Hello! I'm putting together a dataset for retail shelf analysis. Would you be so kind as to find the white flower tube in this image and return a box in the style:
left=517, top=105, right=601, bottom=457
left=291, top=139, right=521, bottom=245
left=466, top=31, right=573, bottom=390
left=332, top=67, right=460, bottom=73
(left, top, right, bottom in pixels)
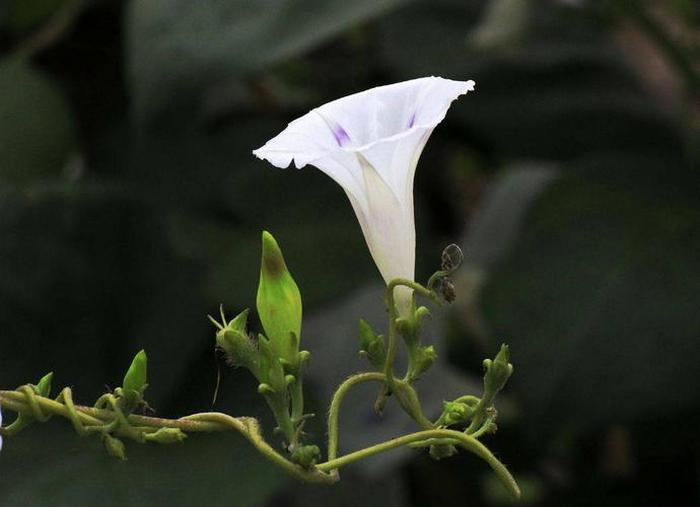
left=253, top=77, right=475, bottom=314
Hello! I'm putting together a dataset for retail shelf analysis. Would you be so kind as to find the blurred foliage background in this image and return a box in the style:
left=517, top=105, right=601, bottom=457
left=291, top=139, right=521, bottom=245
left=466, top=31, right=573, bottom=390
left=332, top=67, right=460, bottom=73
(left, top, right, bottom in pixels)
left=0, top=0, right=698, bottom=505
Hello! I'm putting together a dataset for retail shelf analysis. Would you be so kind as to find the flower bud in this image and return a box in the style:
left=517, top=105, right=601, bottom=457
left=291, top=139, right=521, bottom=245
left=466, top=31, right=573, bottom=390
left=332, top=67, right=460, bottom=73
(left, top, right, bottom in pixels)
left=34, top=372, right=53, bottom=397
left=483, top=344, right=513, bottom=395
left=441, top=400, right=474, bottom=426
left=358, top=319, right=386, bottom=369
left=256, top=231, right=302, bottom=365
left=429, top=444, right=457, bottom=460
left=215, top=309, right=259, bottom=375
left=122, top=350, right=148, bottom=395
left=103, top=434, right=126, bottom=460
left=290, top=444, right=321, bottom=468
left=411, top=345, right=437, bottom=378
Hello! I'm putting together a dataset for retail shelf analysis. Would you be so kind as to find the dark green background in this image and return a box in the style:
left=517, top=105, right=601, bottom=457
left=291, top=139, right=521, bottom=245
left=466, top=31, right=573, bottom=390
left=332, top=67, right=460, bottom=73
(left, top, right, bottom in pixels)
left=0, top=0, right=698, bottom=505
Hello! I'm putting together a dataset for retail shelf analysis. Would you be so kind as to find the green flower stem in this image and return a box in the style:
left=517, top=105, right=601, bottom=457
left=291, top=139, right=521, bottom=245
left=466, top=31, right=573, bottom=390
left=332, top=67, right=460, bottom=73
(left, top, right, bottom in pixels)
left=1, top=383, right=520, bottom=497
left=380, top=278, right=438, bottom=407
left=290, top=367, right=305, bottom=425
left=182, top=413, right=335, bottom=484
left=327, top=372, right=385, bottom=463
left=465, top=389, right=498, bottom=435
left=426, top=269, right=449, bottom=291
left=262, top=395, right=297, bottom=448
left=316, top=427, right=520, bottom=499
left=327, top=372, right=436, bottom=468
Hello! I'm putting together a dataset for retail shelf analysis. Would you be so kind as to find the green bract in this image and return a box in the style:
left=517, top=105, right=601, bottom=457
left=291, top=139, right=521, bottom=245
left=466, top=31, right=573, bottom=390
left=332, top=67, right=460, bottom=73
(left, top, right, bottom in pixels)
left=256, top=231, right=302, bottom=365
left=215, top=309, right=260, bottom=375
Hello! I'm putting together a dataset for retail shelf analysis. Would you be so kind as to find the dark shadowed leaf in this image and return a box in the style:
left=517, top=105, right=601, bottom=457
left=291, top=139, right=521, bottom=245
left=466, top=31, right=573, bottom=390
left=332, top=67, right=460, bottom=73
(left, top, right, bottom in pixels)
left=125, top=0, right=411, bottom=119
left=0, top=58, right=76, bottom=184
left=477, top=164, right=700, bottom=434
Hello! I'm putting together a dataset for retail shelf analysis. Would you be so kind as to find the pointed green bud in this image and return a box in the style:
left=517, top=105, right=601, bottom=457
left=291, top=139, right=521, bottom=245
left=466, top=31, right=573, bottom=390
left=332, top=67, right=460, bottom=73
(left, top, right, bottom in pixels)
left=258, top=383, right=276, bottom=395
left=5, top=372, right=56, bottom=430
left=358, top=319, right=386, bottom=370
left=483, top=344, right=513, bottom=395
left=123, top=350, right=148, bottom=395
left=256, top=231, right=302, bottom=364
left=215, top=309, right=259, bottom=375
left=103, top=434, right=127, bottom=460
left=34, top=372, right=53, bottom=397
left=298, top=350, right=311, bottom=365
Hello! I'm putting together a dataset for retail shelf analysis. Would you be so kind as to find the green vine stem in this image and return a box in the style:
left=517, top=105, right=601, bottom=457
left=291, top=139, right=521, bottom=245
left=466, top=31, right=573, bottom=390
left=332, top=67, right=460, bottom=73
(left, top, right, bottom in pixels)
left=0, top=388, right=335, bottom=484
left=317, top=428, right=520, bottom=499
left=0, top=264, right=520, bottom=499
left=327, top=372, right=385, bottom=464
left=0, top=383, right=520, bottom=497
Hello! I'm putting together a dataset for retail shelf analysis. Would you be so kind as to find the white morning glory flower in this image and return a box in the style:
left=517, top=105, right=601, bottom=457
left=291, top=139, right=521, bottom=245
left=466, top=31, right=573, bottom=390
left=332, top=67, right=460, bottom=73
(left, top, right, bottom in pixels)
left=253, top=77, right=475, bottom=314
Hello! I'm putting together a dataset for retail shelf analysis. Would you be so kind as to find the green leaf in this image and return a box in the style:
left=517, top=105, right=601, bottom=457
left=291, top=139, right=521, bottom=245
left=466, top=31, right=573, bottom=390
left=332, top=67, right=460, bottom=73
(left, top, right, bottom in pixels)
left=377, top=0, right=681, bottom=161
left=0, top=57, right=76, bottom=185
left=478, top=168, right=700, bottom=432
left=256, top=231, right=302, bottom=365
left=3, top=0, right=67, bottom=34
left=122, top=349, right=148, bottom=394
left=125, top=0, right=410, bottom=119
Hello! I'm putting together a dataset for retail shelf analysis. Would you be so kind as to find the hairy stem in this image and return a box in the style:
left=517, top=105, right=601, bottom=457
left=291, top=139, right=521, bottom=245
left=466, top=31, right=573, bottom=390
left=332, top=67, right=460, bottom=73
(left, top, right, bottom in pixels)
left=0, top=389, right=336, bottom=484
left=327, top=372, right=385, bottom=464
left=317, top=428, right=520, bottom=499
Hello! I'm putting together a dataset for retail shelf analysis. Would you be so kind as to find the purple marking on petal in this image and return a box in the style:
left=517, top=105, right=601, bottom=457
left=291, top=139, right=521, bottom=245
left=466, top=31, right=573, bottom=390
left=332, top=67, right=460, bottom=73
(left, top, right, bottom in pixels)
left=408, top=112, right=416, bottom=128
left=333, top=124, right=351, bottom=146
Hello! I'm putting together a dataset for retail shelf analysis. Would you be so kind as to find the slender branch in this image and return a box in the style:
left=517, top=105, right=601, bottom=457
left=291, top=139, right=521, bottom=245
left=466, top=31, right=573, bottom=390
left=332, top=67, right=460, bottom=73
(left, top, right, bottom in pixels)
left=182, top=413, right=335, bottom=484
left=316, top=428, right=521, bottom=499
left=386, top=278, right=438, bottom=305
left=327, top=372, right=385, bottom=464
left=1, top=381, right=520, bottom=497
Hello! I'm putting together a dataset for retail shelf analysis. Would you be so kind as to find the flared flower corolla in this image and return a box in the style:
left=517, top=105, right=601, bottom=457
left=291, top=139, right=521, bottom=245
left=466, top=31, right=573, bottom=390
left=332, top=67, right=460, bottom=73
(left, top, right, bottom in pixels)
left=253, top=77, right=475, bottom=313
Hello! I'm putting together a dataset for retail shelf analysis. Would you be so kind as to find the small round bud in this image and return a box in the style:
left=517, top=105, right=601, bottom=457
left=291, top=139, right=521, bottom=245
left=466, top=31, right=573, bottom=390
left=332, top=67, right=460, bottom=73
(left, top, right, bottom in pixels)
left=103, top=434, right=127, bottom=460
